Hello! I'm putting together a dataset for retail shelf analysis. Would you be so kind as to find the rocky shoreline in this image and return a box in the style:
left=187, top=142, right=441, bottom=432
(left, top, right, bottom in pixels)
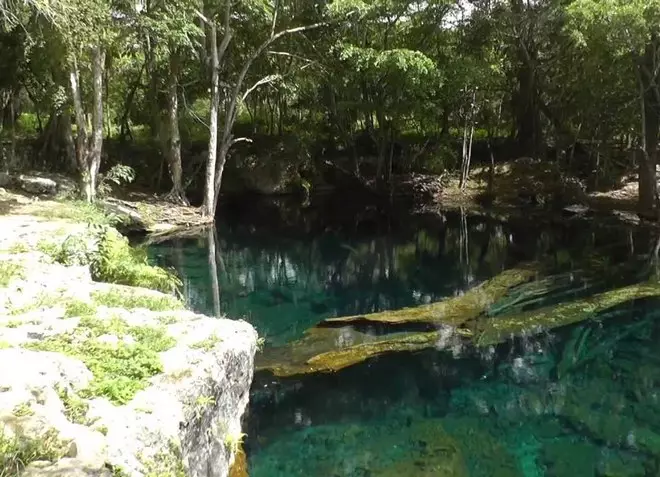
left=0, top=204, right=257, bottom=476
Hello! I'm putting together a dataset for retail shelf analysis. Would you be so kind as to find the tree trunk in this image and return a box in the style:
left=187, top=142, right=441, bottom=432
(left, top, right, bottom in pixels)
left=70, top=47, right=104, bottom=203
left=69, top=57, right=91, bottom=200
left=510, top=0, right=542, bottom=157
left=637, top=43, right=660, bottom=217
left=88, top=47, right=105, bottom=202
left=165, top=51, right=188, bottom=205
left=208, top=227, right=221, bottom=317
left=203, top=23, right=220, bottom=217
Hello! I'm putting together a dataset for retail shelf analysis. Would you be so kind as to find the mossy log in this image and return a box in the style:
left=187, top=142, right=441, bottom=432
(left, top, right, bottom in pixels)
left=321, top=264, right=538, bottom=327
left=257, top=329, right=443, bottom=377
left=475, top=282, right=660, bottom=346
left=258, top=281, right=660, bottom=378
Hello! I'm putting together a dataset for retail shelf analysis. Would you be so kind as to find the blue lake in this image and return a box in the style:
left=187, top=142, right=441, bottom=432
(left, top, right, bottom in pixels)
left=149, top=197, right=660, bottom=476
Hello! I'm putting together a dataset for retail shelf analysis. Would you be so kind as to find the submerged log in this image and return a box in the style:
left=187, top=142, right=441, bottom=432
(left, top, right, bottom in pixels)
left=257, top=328, right=444, bottom=377
left=475, top=282, right=660, bottom=346
left=257, top=262, right=537, bottom=377
left=321, top=264, right=538, bottom=327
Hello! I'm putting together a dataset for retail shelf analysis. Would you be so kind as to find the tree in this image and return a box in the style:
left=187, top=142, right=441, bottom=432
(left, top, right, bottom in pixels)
left=199, top=0, right=326, bottom=218
left=568, top=0, right=660, bottom=215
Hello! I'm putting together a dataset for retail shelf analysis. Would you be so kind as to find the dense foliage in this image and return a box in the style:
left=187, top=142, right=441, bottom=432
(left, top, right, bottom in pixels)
left=1, top=0, right=659, bottom=215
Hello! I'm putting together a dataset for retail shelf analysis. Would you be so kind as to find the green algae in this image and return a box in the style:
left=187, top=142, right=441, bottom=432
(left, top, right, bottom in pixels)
left=322, top=264, right=537, bottom=327
left=249, top=418, right=468, bottom=477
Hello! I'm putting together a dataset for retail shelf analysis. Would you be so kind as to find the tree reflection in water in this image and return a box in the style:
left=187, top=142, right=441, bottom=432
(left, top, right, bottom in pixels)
left=148, top=198, right=644, bottom=346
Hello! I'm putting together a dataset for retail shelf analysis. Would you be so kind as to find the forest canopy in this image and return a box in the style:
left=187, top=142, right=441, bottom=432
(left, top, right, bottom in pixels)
left=1, top=0, right=659, bottom=217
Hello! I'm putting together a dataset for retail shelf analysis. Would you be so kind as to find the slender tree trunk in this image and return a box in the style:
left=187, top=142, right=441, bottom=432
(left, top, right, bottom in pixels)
left=88, top=47, right=105, bottom=202
left=208, top=227, right=221, bottom=317
left=636, top=43, right=660, bottom=217
left=70, top=47, right=104, bottom=203
left=69, top=57, right=91, bottom=200
left=165, top=51, right=188, bottom=205
left=203, top=23, right=220, bottom=217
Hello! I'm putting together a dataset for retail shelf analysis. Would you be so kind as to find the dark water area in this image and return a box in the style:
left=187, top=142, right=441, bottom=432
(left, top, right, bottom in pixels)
left=148, top=196, right=660, bottom=476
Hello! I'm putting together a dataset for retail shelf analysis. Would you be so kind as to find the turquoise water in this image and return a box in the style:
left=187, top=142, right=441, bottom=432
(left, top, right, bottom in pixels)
left=149, top=198, right=660, bottom=476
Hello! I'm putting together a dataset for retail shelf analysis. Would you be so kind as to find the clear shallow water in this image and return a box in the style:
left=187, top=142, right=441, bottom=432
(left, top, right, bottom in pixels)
left=148, top=197, right=660, bottom=476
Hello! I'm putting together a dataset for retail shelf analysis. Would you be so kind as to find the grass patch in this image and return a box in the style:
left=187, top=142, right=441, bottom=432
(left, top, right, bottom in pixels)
left=8, top=243, right=29, bottom=254
left=26, top=316, right=176, bottom=404
left=92, top=289, right=183, bottom=312
left=12, top=403, right=34, bottom=418
left=0, top=261, right=24, bottom=287
left=30, top=200, right=117, bottom=227
left=0, top=341, right=11, bottom=350
left=0, top=428, right=67, bottom=477
left=8, top=293, right=61, bottom=315
left=4, top=320, right=23, bottom=329
left=64, top=300, right=97, bottom=318
left=55, top=386, right=90, bottom=425
left=90, top=227, right=181, bottom=294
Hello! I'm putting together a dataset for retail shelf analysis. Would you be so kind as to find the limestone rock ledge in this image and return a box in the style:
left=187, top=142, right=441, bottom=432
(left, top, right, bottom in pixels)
left=0, top=217, right=258, bottom=477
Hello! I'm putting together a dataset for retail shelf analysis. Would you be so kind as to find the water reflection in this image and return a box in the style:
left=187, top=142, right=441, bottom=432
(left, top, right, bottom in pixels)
left=246, top=297, right=660, bottom=476
left=148, top=199, right=651, bottom=346
left=148, top=198, right=660, bottom=475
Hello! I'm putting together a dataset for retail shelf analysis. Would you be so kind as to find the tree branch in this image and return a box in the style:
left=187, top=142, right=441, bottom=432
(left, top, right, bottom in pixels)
left=230, top=137, right=253, bottom=147
left=242, top=74, right=281, bottom=102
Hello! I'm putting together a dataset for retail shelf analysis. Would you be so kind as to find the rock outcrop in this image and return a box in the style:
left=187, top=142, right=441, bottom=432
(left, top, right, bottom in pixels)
left=0, top=215, right=258, bottom=477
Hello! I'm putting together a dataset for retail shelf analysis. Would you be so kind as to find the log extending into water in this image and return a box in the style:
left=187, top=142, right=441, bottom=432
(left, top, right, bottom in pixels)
left=257, top=264, right=537, bottom=377
left=321, top=264, right=538, bottom=327
left=257, top=251, right=660, bottom=378
left=474, top=282, right=660, bottom=346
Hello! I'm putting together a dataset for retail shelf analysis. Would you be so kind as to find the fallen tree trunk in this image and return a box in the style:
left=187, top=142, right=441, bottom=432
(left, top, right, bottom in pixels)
left=474, top=281, right=660, bottom=346
left=258, top=279, right=660, bottom=378
left=322, top=264, right=538, bottom=327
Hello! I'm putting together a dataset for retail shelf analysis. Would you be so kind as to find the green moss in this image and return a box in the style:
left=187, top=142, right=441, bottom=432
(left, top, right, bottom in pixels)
left=64, top=300, right=97, bottom=318
left=36, top=239, right=60, bottom=259
left=142, top=440, right=186, bottom=477
left=0, top=341, right=11, bottom=350
left=26, top=316, right=176, bottom=405
left=95, top=425, right=109, bottom=436
left=91, top=227, right=181, bottom=294
left=0, top=428, right=67, bottom=477
left=190, top=334, right=222, bottom=352
left=223, top=431, right=246, bottom=454
left=156, top=315, right=179, bottom=325
left=0, top=261, right=24, bottom=287
left=92, top=289, right=183, bottom=312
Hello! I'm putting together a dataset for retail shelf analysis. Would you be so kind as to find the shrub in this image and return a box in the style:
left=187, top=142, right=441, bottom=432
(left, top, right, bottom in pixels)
left=89, top=226, right=182, bottom=294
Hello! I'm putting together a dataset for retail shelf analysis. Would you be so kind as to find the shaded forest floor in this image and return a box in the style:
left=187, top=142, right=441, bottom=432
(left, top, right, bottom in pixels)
left=0, top=173, right=212, bottom=237
left=433, top=157, right=640, bottom=216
